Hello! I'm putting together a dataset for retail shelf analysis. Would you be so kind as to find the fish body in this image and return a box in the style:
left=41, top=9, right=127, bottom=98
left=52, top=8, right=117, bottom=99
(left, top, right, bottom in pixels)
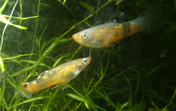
left=72, top=7, right=160, bottom=48
left=17, top=57, right=91, bottom=98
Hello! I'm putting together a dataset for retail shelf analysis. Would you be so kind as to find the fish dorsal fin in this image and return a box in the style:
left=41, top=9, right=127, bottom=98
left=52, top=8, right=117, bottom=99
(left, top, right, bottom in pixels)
left=65, top=58, right=70, bottom=62
left=111, top=11, right=127, bottom=23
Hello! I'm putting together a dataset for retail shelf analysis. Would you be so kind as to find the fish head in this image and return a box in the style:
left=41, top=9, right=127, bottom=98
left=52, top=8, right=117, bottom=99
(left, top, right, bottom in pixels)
left=62, top=57, right=91, bottom=82
left=74, top=57, right=91, bottom=75
left=21, top=82, right=33, bottom=93
left=72, top=28, right=99, bottom=48
left=15, top=82, right=33, bottom=99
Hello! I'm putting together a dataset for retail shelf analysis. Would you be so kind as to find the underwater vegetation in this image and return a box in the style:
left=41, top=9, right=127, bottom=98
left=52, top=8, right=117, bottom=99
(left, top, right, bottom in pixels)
left=0, top=0, right=176, bottom=110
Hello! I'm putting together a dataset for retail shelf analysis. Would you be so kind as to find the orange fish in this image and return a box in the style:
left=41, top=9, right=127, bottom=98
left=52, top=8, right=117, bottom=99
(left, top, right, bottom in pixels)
left=72, top=7, right=161, bottom=48
left=17, top=57, right=91, bottom=98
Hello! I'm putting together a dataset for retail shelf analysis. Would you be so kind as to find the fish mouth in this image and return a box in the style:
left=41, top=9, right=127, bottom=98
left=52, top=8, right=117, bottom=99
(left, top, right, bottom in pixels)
left=72, top=34, right=77, bottom=40
left=72, top=33, right=82, bottom=44
left=87, top=57, right=91, bottom=64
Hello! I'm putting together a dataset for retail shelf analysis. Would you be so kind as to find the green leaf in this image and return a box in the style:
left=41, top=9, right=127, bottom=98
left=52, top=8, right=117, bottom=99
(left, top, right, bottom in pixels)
left=52, top=55, right=70, bottom=68
left=0, top=0, right=8, bottom=13
left=0, top=56, right=5, bottom=73
left=79, top=1, right=94, bottom=12
left=63, top=0, right=66, bottom=4
left=67, top=93, right=88, bottom=103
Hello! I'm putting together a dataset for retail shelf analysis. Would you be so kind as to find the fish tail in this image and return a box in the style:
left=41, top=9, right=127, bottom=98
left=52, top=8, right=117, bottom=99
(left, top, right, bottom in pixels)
left=15, top=83, right=33, bottom=99
left=138, top=6, right=164, bottom=33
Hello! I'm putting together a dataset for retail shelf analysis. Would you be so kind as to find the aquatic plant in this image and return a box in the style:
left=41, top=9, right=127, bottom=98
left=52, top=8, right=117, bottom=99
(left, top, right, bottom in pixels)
left=0, top=0, right=175, bottom=110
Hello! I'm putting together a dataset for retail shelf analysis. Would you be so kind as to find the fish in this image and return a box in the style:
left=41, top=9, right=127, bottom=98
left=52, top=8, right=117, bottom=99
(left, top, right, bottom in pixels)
left=72, top=7, right=162, bottom=48
left=16, top=57, right=91, bottom=98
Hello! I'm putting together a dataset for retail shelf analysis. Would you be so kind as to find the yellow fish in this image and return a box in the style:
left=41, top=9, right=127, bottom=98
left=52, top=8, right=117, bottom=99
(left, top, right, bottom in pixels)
left=72, top=7, right=161, bottom=48
left=17, top=57, right=91, bottom=98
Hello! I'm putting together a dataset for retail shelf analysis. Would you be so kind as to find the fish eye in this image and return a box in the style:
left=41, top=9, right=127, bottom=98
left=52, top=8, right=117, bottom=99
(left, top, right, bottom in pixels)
left=82, top=58, right=88, bottom=64
left=22, top=83, right=28, bottom=88
left=81, top=32, right=88, bottom=39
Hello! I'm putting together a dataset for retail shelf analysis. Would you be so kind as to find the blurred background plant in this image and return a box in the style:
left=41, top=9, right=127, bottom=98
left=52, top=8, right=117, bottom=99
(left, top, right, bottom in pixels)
left=0, top=0, right=175, bottom=110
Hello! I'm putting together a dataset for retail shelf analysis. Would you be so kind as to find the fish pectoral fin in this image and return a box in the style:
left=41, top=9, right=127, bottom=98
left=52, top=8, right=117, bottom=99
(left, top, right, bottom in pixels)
left=109, top=44, right=116, bottom=47
left=51, top=83, right=68, bottom=90
left=112, top=12, right=127, bottom=23
left=108, top=40, right=120, bottom=47
left=15, top=83, right=33, bottom=99
left=51, top=84, right=62, bottom=90
left=61, top=85, right=68, bottom=91
left=66, top=72, right=77, bottom=80
left=16, top=90, right=32, bottom=99
left=65, top=58, right=70, bottom=62
left=115, top=40, right=120, bottom=44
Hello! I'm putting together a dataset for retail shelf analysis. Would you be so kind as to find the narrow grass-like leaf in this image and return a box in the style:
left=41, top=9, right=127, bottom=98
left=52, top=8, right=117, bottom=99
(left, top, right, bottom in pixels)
left=148, top=108, right=169, bottom=111
left=37, top=25, right=48, bottom=55
left=53, top=38, right=72, bottom=43
left=69, top=94, right=91, bottom=110
left=0, top=74, right=5, bottom=109
left=147, top=63, right=164, bottom=75
left=0, top=0, right=8, bottom=13
left=123, top=75, right=132, bottom=100
left=19, top=0, right=23, bottom=25
left=24, top=71, right=39, bottom=82
left=19, top=60, right=52, bottom=68
left=103, top=54, right=110, bottom=76
left=115, top=0, right=123, bottom=5
left=8, top=96, right=48, bottom=109
left=43, top=86, right=62, bottom=110
left=79, top=1, right=94, bottom=12
left=8, top=95, right=16, bottom=110
left=85, top=21, right=92, bottom=27
left=2, top=53, right=37, bottom=60
left=83, top=86, right=98, bottom=111
left=129, top=67, right=141, bottom=97
left=163, top=89, right=176, bottom=109
left=91, top=86, right=116, bottom=108
left=87, top=78, right=94, bottom=91
left=52, top=55, right=70, bottom=68
left=6, top=78, right=16, bottom=88
left=60, top=99, right=73, bottom=111
left=63, top=0, right=66, bottom=4
left=103, top=90, right=116, bottom=108
left=0, top=56, right=5, bottom=73
left=0, top=15, right=27, bottom=29
left=84, top=102, right=90, bottom=110
left=67, top=93, right=88, bottom=104
left=70, top=45, right=82, bottom=60
left=68, top=85, right=94, bottom=110
left=67, top=85, right=83, bottom=98
left=43, top=92, right=52, bottom=111
left=2, top=98, right=8, bottom=110
left=36, top=38, right=40, bottom=50
left=151, top=100, right=159, bottom=109
left=2, top=15, right=38, bottom=20
left=111, top=67, right=131, bottom=81
left=57, top=0, right=76, bottom=23
left=117, top=101, right=130, bottom=111
left=94, top=105, right=106, bottom=111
